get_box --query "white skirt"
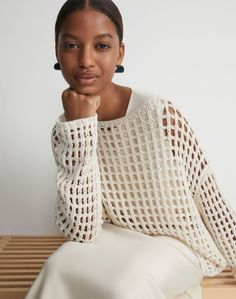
[24,223,204,299]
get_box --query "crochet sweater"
[51,89,236,277]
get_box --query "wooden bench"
[0,236,235,299]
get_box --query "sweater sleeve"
[161,99,236,275]
[51,113,103,242]
[195,167,236,275]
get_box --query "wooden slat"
[0,235,235,299]
[0,259,46,264]
[0,235,66,299]
[5,244,64,248]
[200,266,236,299]
[0,264,44,269]
[0,290,28,299]
[0,281,33,287]
[202,279,236,286]
[0,252,54,256]
[0,275,37,281]
[0,269,39,274]
[202,287,236,299]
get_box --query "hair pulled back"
[55,0,123,46]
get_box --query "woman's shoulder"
[130,88,189,131]
[129,87,175,111]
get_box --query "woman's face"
[56,8,124,95]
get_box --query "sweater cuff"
[56,113,98,125]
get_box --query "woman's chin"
[70,84,98,95]
[70,81,109,96]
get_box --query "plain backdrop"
[0,0,235,235]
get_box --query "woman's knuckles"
[61,89,100,120]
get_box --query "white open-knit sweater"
[51,88,236,277]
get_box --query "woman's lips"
[74,73,99,85]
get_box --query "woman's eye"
[97,44,111,50]
[64,43,79,49]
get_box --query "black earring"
[54,62,61,70]
[115,64,124,73]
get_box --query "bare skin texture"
[56,8,131,121]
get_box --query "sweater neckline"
[98,88,157,128]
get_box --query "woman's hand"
[61,87,101,121]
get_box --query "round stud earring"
[54,62,61,70]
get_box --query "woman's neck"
[97,83,132,121]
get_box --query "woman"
[25,0,236,298]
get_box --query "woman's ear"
[55,44,59,62]
[117,42,125,65]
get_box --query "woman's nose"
[78,47,95,68]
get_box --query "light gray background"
[0,0,235,234]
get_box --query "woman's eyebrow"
[61,33,114,40]
[61,33,80,40]
[95,33,114,39]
